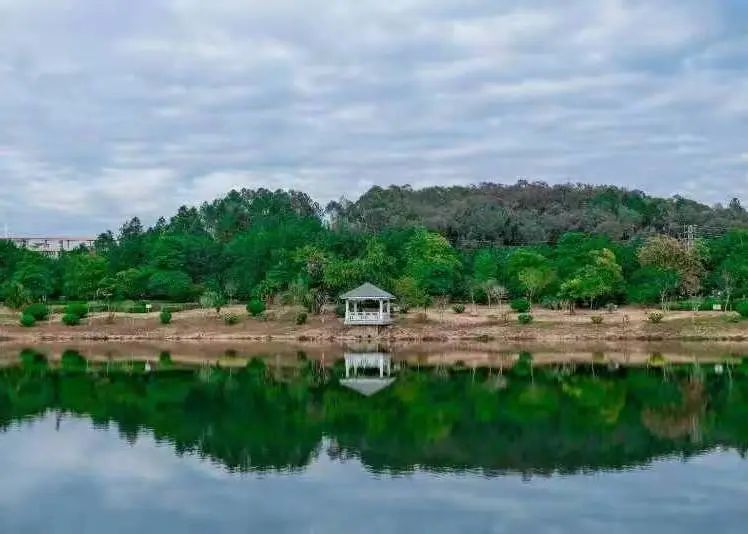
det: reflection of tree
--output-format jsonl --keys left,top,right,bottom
{"left": 0, "top": 352, "right": 746, "bottom": 475}
{"left": 642, "top": 379, "right": 705, "bottom": 441}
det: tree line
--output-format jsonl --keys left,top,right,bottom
{"left": 2, "top": 184, "right": 748, "bottom": 311}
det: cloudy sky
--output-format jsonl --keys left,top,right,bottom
{"left": 1, "top": 0, "right": 747, "bottom": 235}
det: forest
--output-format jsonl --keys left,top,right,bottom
{"left": 2, "top": 182, "right": 748, "bottom": 312}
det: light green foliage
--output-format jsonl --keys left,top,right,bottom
{"left": 2, "top": 283, "right": 32, "bottom": 310}
{"left": 452, "top": 303, "right": 465, "bottom": 314}
{"left": 638, "top": 236, "right": 704, "bottom": 296}
{"left": 559, "top": 248, "right": 623, "bottom": 307}
{"left": 403, "top": 229, "right": 461, "bottom": 298}
{"left": 394, "top": 276, "right": 430, "bottom": 310}
{"left": 508, "top": 250, "right": 555, "bottom": 303}
{"left": 200, "top": 289, "right": 227, "bottom": 314}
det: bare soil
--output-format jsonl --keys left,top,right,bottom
{"left": 2, "top": 304, "right": 748, "bottom": 345}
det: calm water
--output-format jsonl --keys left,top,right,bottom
{"left": 1, "top": 347, "right": 747, "bottom": 533}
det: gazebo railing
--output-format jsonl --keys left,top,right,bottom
{"left": 345, "top": 311, "right": 392, "bottom": 325}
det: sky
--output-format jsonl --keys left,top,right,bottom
{"left": 0, "top": 0, "right": 747, "bottom": 236}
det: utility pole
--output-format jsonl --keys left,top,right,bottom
{"left": 686, "top": 224, "right": 695, "bottom": 252}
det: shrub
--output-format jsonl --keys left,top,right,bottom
{"left": 159, "top": 309, "right": 172, "bottom": 325}
{"left": 647, "top": 311, "right": 664, "bottom": 323}
{"left": 128, "top": 302, "right": 148, "bottom": 313}
{"left": 510, "top": 298, "right": 531, "bottom": 313}
{"left": 452, "top": 303, "right": 465, "bottom": 314}
{"left": 334, "top": 303, "right": 346, "bottom": 318}
{"left": 591, "top": 315, "right": 604, "bottom": 324}
{"left": 224, "top": 313, "right": 240, "bottom": 325}
{"left": 606, "top": 303, "right": 617, "bottom": 313}
{"left": 398, "top": 304, "right": 410, "bottom": 314}
{"left": 259, "top": 310, "right": 276, "bottom": 322}
{"left": 295, "top": 311, "right": 308, "bottom": 325}
{"left": 247, "top": 299, "right": 266, "bottom": 317}
{"left": 64, "top": 302, "right": 88, "bottom": 318}
{"left": 19, "top": 314, "right": 36, "bottom": 327}
{"left": 23, "top": 303, "right": 50, "bottom": 321}
{"left": 724, "top": 313, "right": 741, "bottom": 323}
{"left": 735, "top": 300, "right": 748, "bottom": 318}
{"left": 517, "top": 313, "right": 533, "bottom": 324}
{"left": 62, "top": 313, "right": 81, "bottom": 326}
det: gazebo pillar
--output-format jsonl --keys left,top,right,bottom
{"left": 379, "top": 299, "right": 383, "bottom": 319}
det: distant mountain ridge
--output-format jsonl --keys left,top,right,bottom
{"left": 328, "top": 181, "right": 748, "bottom": 245}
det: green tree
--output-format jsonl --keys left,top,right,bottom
{"left": 60, "top": 253, "right": 107, "bottom": 300}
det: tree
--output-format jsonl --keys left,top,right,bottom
{"left": 147, "top": 270, "right": 196, "bottom": 301}
{"left": 394, "top": 276, "right": 429, "bottom": 311}
{"left": 200, "top": 289, "right": 227, "bottom": 315}
{"left": 559, "top": 248, "right": 623, "bottom": 308}
{"left": 60, "top": 253, "right": 107, "bottom": 300}
{"left": 508, "top": 251, "right": 555, "bottom": 304}
{"left": 638, "top": 236, "right": 704, "bottom": 298}
{"left": 403, "top": 229, "right": 461, "bottom": 299}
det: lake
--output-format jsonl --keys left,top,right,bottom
{"left": 0, "top": 344, "right": 746, "bottom": 533}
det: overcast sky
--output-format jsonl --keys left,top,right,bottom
{"left": 1, "top": 0, "right": 747, "bottom": 236}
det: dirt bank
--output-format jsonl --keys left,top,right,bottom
{"left": 2, "top": 304, "right": 748, "bottom": 345}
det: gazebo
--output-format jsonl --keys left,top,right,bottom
{"left": 340, "top": 282, "right": 395, "bottom": 325}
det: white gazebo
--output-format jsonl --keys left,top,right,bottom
{"left": 340, "top": 282, "right": 395, "bottom": 326}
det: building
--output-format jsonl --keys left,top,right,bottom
{"left": 1, "top": 237, "right": 96, "bottom": 257}
{"left": 340, "top": 282, "right": 395, "bottom": 326}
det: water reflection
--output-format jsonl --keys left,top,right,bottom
{"left": 1, "top": 348, "right": 748, "bottom": 476}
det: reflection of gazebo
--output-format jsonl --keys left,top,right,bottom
{"left": 340, "top": 353, "right": 395, "bottom": 396}
{"left": 340, "top": 282, "right": 395, "bottom": 326}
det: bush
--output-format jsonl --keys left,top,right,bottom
{"left": 295, "top": 311, "right": 308, "bottom": 325}
{"left": 735, "top": 300, "right": 748, "bottom": 318}
{"left": 398, "top": 304, "right": 410, "bottom": 314}
{"left": 128, "top": 302, "right": 148, "bottom": 313}
{"left": 23, "top": 303, "right": 50, "bottom": 321}
{"left": 517, "top": 313, "right": 533, "bottom": 324}
{"left": 452, "top": 303, "right": 465, "bottom": 314}
{"left": 510, "top": 298, "right": 531, "bottom": 313}
{"left": 62, "top": 313, "right": 81, "bottom": 326}
{"left": 724, "top": 313, "right": 741, "bottom": 323}
{"left": 606, "top": 303, "right": 617, "bottom": 313}
{"left": 247, "top": 299, "right": 266, "bottom": 317}
{"left": 64, "top": 302, "right": 88, "bottom": 318}
{"left": 19, "top": 314, "right": 36, "bottom": 327}
{"left": 591, "top": 315, "right": 604, "bottom": 324}
{"left": 334, "top": 303, "right": 346, "bottom": 318}
{"left": 647, "top": 311, "right": 664, "bottom": 323}
{"left": 159, "top": 309, "right": 172, "bottom": 325}
{"left": 259, "top": 310, "right": 276, "bottom": 322}
{"left": 224, "top": 313, "right": 240, "bottom": 325}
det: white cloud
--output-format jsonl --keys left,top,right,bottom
{"left": 0, "top": 0, "right": 745, "bottom": 234}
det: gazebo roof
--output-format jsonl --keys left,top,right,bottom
{"left": 340, "top": 378, "right": 396, "bottom": 396}
{"left": 340, "top": 282, "right": 395, "bottom": 300}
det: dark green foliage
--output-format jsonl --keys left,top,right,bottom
{"left": 159, "top": 309, "right": 173, "bottom": 324}
{"left": 23, "top": 303, "right": 50, "bottom": 321}
{"left": 334, "top": 303, "right": 346, "bottom": 317}
{"left": 247, "top": 299, "right": 266, "bottom": 317}
{"left": 452, "top": 303, "right": 465, "bottom": 314}
{"left": 296, "top": 311, "right": 308, "bottom": 325}
{"left": 60, "top": 350, "right": 86, "bottom": 371}
{"left": 62, "top": 313, "right": 81, "bottom": 326}
{"left": 510, "top": 298, "right": 531, "bottom": 313}
{"left": 2, "top": 185, "right": 748, "bottom": 315}
{"left": 735, "top": 301, "right": 748, "bottom": 318}
{"left": 19, "top": 314, "right": 36, "bottom": 327}
{"left": 64, "top": 302, "right": 88, "bottom": 318}
{"left": 517, "top": 313, "right": 533, "bottom": 324}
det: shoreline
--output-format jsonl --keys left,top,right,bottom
{"left": 2, "top": 304, "right": 748, "bottom": 345}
